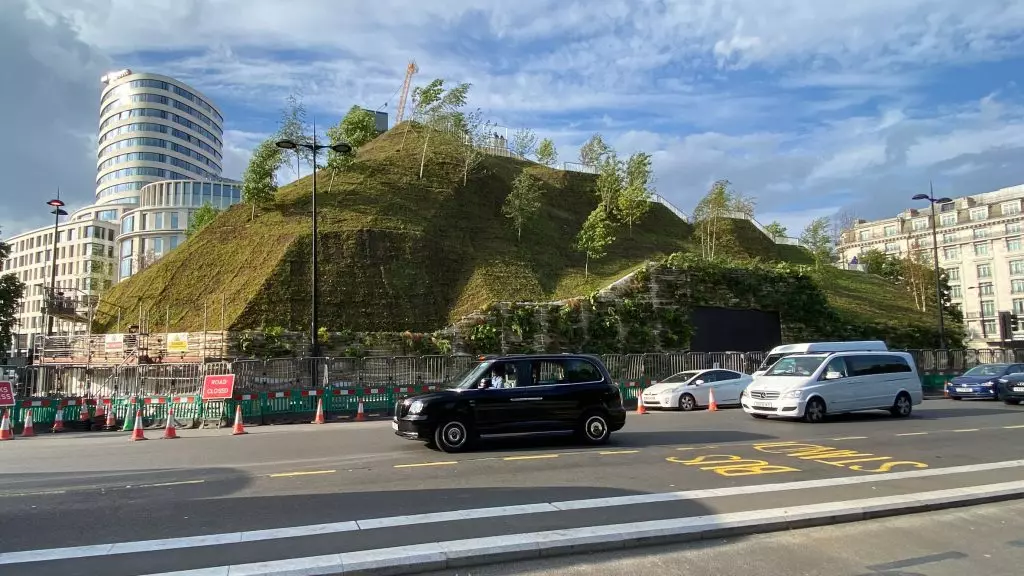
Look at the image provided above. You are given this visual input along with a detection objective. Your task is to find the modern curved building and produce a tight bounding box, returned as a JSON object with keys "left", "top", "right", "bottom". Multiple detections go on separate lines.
{"left": 96, "top": 70, "right": 226, "bottom": 206}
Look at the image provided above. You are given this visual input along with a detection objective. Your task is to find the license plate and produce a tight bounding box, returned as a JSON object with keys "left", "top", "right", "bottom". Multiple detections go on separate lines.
{"left": 753, "top": 402, "right": 774, "bottom": 409}
{"left": 956, "top": 387, "right": 973, "bottom": 393}
{"left": 1015, "top": 386, "right": 1024, "bottom": 393}
{"left": 392, "top": 420, "right": 399, "bottom": 431}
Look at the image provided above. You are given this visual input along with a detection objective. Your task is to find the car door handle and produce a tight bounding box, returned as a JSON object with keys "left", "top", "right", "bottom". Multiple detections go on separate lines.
{"left": 510, "top": 397, "right": 543, "bottom": 401}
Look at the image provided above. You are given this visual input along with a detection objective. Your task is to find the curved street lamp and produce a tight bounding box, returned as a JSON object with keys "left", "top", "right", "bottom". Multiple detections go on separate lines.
{"left": 912, "top": 186, "right": 954, "bottom": 349}
{"left": 275, "top": 125, "right": 352, "bottom": 359}
{"left": 45, "top": 195, "right": 68, "bottom": 337}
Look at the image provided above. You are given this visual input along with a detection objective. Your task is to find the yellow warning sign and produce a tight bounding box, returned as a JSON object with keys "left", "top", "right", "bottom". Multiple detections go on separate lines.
{"left": 167, "top": 332, "right": 189, "bottom": 353}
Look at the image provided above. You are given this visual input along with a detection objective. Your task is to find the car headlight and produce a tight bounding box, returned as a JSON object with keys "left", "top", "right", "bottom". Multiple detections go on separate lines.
{"left": 781, "top": 390, "right": 802, "bottom": 399}
{"left": 408, "top": 400, "right": 425, "bottom": 415}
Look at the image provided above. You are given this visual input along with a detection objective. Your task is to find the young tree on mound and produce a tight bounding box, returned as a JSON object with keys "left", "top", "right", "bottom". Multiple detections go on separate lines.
{"left": 326, "top": 105, "right": 378, "bottom": 170}
{"left": 765, "top": 220, "right": 788, "bottom": 240}
{"left": 800, "top": 216, "right": 835, "bottom": 270}
{"left": 0, "top": 229, "right": 25, "bottom": 358}
{"left": 595, "top": 152, "right": 624, "bottom": 218}
{"left": 409, "top": 78, "right": 472, "bottom": 179}
{"left": 535, "top": 138, "right": 558, "bottom": 166}
{"left": 278, "top": 93, "right": 310, "bottom": 177}
{"left": 502, "top": 172, "right": 544, "bottom": 241}
{"left": 692, "top": 179, "right": 750, "bottom": 260}
{"left": 459, "top": 109, "right": 491, "bottom": 186}
{"left": 579, "top": 133, "right": 611, "bottom": 166}
{"left": 510, "top": 128, "right": 538, "bottom": 158}
{"left": 576, "top": 205, "right": 616, "bottom": 277}
{"left": 615, "top": 152, "right": 654, "bottom": 237}
{"left": 186, "top": 203, "right": 220, "bottom": 238}
{"left": 242, "top": 138, "right": 285, "bottom": 221}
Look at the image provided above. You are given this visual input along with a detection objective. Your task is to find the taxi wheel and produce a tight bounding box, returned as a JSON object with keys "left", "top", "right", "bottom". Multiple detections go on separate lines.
{"left": 434, "top": 419, "right": 474, "bottom": 453}
{"left": 890, "top": 392, "right": 913, "bottom": 418}
{"left": 678, "top": 394, "right": 697, "bottom": 412}
{"left": 578, "top": 410, "right": 611, "bottom": 445}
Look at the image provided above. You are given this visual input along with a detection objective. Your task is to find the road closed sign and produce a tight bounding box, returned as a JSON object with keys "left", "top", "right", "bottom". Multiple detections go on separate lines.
{"left": 0, "top": 381, "right": 14, "bottom": 407}
{"left": 201, "top": 375, "right": 235, "bottom": 400}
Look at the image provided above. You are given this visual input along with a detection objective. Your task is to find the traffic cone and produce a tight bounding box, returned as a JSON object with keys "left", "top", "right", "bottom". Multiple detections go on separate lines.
{"left": 231, "top": 405, "right": 247, "bottom": 435}
{"left": 636, "top": 392, "right": 648, "bottom": 415}
{"left": 355, "top": 400, "right": 366, "bottom": 422}
{"left": 21, "top": 409, "right": 35, "bottom": 437}
{"left": 129, "top": 409, "right": 147, "bottom": 441}
{"left": 312, "top": 398, "right": 325, "bottom": 424}
{"left": 708, "top": 388, "right": 719, "bottom": 412}
{"left": 104, "top": 404, "right": 116, "bottom": 431}
{"left": 161, "top": 407, "right": 178, "bottom": 440}
{"left": 0, "top": 410, "right": 12, "bottom": 441}
{"left": 52, "top": 408, "right": 65, "bottom": 433}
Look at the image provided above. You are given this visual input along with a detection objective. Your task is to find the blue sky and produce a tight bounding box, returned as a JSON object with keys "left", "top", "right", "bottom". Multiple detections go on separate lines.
{"left": 3, "top": 0, "right": 1024, "bottom": 240}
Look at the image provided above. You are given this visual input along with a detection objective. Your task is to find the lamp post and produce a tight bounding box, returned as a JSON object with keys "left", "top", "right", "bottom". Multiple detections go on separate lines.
{"left": 912, "top": 185, "right": 953, "bottom": 349}
{"left": 276, "top": 123, "right": 352, "bottom": 358}
{"left": 45, "top": 194, "right": 68, "bottom": 337}
{"left": 967, "top": 284, "right": 987, "bottom": 341}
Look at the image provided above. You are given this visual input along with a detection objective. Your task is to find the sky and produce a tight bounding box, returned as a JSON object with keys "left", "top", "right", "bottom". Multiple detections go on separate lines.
{"left": 2, "top": 0, "right": 1024, "bottom": 242}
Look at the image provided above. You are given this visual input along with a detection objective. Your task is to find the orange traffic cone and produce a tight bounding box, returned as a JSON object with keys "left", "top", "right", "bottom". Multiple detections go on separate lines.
{"left": 708, "top": 388, "right": 719, "bottom": 412}
{"left": 0, "top": 409, "right": 13, "bottom": 441}
{"left": 312, "top": 398, "right": 325, "bottom": 424}
{"left": 231, "top": 405, "right": 247, "bottom": 435}
{"left": 52, "top": 408, "right": 65, "bottom": 433}
{"left": 104, "top": 404, "right": 116, "bottom": 431}
{"left": 636, "top": 392, "right": 648, "bottom": 415}
{"left": 161, "top": 406, "right": 178, "bottom": 439}
{"left": 129, "top": 409, "right": 147, "bottom": 441}
{"left": 21, "top": 409, "right": 35, "bottom": 437}
{"left": 354, "top": 400, "right": 366, "bottom": 422}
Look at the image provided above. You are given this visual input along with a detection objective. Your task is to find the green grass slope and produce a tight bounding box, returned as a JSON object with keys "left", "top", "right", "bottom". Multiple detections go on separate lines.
{"left": 94, "top": 122, "right": 691, "bottom": 333}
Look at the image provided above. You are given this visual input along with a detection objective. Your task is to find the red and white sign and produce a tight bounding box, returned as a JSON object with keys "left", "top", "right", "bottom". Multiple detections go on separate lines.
{"left": 0, "top": 382, "right": 14, "bottom": 407}
{"left": 201, "top": 375, "right": 235, "bottom": 400}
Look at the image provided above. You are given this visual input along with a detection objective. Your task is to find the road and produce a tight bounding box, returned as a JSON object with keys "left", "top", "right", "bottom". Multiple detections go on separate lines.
{"left": 0, "top": 400, "right": 1021, "bottom": 575}
{"left": 422, "top": 499, "right": 1024, "bottom": 576}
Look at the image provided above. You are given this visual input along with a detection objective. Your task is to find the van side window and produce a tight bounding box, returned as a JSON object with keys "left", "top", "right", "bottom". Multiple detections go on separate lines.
{"left": 820, "top": 357, "right": 849, "bottom": 380}
{"left": 845, "top": 355, "right": 912, "bottom": 376}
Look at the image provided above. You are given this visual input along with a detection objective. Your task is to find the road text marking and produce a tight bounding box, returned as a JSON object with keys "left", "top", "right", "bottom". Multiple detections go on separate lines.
{"left": 753, "top": 441, "right": 928, "bottom": 473}
{"left": 667, "top": 454, "right": 800, "bottom": 477}
{"left": 267, "top": 470, "right": 336, "bottom": 478}
{"left": 393, "top": 461, "right": 458, "bottom": 468}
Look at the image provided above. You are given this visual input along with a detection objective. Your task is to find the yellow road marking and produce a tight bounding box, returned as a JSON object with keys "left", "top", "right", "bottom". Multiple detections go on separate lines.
{"left": 896, "top": 432, "right": 929, "bottom": 436}
{"left": 599, "top": 450, "right": 639, "bottom": 455}
{"left": 832, "top": 436, "right": 868, "bottom": 441}
{"left": 952, "top": 429, "right": 979, "bottom": 433}
{"left": 268, "top": 470, "right": 336, "bottom": 478}
{"left": 393, "top": 461, "right": 458, "bottom": 468}
{"left": 138, "top": 480, "right": 205, "bottom": 488}
{"left": 1004, "top": 425, "right": 1024, "bottom": 429}
{"left": 503, "top": 454, "right": 560, "bottom": 461}
{"left": 676, "top": 445, "right": 718, "bottom": 452}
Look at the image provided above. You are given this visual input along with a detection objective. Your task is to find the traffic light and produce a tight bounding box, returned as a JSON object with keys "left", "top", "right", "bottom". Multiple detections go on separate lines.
{"left": 999, "top": 311, "right": 1017, "bottom": 340}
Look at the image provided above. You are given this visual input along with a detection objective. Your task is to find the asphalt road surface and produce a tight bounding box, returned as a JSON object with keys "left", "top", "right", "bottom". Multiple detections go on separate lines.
{"left": 0, "top": 399, "right": 1021, "bottom": 575}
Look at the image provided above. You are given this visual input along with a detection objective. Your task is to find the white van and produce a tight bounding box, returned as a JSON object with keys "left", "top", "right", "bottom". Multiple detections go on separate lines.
{"left": 751, "top": 341, "right": 888, "bottom": 377}
{"left": 740, "top": 350, "right": 923, "bottom": 423}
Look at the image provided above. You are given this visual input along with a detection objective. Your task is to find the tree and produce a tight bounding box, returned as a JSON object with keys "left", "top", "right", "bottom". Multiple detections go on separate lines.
{"left": 186, "top": 203, "right": 221, "bottom": 238}
{"left": 579, "top": 133, "right": 611, "bottom": 166}
{"left": 576, "top": 205, "right": 616, "bottom": 277}
{"left": 459, "top": 109, "right": 491, "bottom": 186}
{"left": 692, "top": 179, "right": 746, "bottom": 260}
{"left": 800, "top": 216, "right": 835, "bottom": 270}
{"left": 277, "top": 93, "right": 310, "bottom": 176}
{"left": 535, "top": 138, "right": 558, "bottom": 166}
{"left": 510, "top": 128, "right": 538, "bottom": 158}
{"left": 242, "top": 138, "right": 285, "bottom": 220}
{"left": 408, "top": 78, "right": 472, "bottom": 178}
{"left": 502, "top": 172, "right": 544, "bottom": 241}
{"left": 134, "top": 249, "right": 158, "bottom": 275}
{"left": 765, "top": 221, "right": 788, "bottom": 240}
{"left": 615, "top": 152, "right": 654, "bottom": 236}
{"left": 595, "top": 152, "right": 624, "bottom": 218}
{"left": 0, "top": 229, "right": 25, "bottom": 358}
{"left": 831, "top": 209, "right": 858, "bottom": 247}
{"left": 326, "top": 105, "right": 376, "bottom": 170}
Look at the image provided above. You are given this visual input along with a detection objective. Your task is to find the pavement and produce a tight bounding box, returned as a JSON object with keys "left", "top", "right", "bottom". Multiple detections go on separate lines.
{"left": 0, "top": 399, "right": 1021, "bottom": 575}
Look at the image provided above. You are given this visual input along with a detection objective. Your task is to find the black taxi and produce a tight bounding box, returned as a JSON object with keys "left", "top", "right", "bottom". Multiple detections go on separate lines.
{"left": 393, "top": 354, "right": 627, "bottom": 452}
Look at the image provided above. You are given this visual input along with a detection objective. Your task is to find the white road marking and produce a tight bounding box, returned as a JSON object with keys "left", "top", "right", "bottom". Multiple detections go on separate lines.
{"left": 138, "top": 480, "right": 1024, "bottom": 576}
{"left": 896, "top": 432, "right": 929, "bottom": 436}
{"left": 2, "top": 458, "right": 1023, "bottom": 566}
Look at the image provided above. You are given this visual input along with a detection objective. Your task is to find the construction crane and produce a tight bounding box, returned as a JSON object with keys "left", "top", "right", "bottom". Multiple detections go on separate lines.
{"left": 394, "top": 60, "right": 419, "bottom": 124}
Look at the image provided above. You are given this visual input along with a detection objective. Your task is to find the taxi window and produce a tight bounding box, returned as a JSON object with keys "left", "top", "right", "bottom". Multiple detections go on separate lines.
{"left": 526, "top": 359, "right": 602, "bottom": 385}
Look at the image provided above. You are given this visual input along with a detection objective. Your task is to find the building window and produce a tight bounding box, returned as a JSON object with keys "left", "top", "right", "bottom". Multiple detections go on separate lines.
{"left": 942, "top": 232, "right": 958, "bottom": 244}
{"left": 973, "top": 228, "right": 990, "bottom": 239}
{"left": 979, "top": 283, "right": 995, "bottom": 296}
{"left": 943, "top": 247, "right": 960, "bottom": 260}
{"left": 912, "top": 219, "right": 928, "bottom": 231}
{"left": 1013, "top": 279, "right": 1024, "bottom": 294}
{"left": 885, "top": 242, "right": 900, "bottom": 253}
{"left": 1011, "top": 260, "right": 1024, "bottom": 276}
{"left": 883, "top": 225, "right": 897, "bottom": 237}
{"left": 154, "top": 213, "right": 164, "bottom": 230}
{"left": 983, "top": 319, "right": 998, "bottom": 336}
{"left": 170, "top": 212, "right": 180, "bottom": 229}
{"left": 950, "top": 285, "right": 963, "bottom": 299}
{"left": 97, "top": 209, "right": 118, "bottom": 221}
{"left": 119, "top": 258, "right": 132, "bottom": 279}
{"left": 121, "top": 215, "right": 134, "bottom": 234}
{"left": 1008, "top": 237, "right": 1023, "bottom": 252}
{"left": 1007, "top": 222, "right": 1023, "bottom": 234}
{"left": 974, "top": 242, "right": 989, "bottom": 257}
{"left": 977, "top": 264, "right": 992, "bottom": 279}
{"left": 1014, "top": 299, "right": 1024, "bottom": 314}
{"left": 169, "top": 236, "right": 179, "bottom": 250}
{"left": 981, "top": 300, "right": 996, "bottom": 316}
{"left": 1002, "top": 201, "right": 1021, "bottom": 216}
{"left": 941, "top": 213, "right": 958, "bottom": 226}
{"left": 970, "top": 207, "right": 988, "bottom": 221}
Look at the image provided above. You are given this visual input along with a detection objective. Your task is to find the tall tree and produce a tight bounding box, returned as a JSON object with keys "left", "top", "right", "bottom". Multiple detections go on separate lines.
{"left": 692, "top": 179, "right": 745, "bottom": 260}
{"left": 800, "top": 216, "right": 835, "bottom": 270}
{"left": 576, "top": 205, "right": 616, "bottom": 277}
{"left": 579, "top": 133, "right": 611, "bottom": 166}
{"left": 459, "top": 109, "right": 491, "bottom": 186}
{"left": 765, "top": 220, "right": 788, "bottom": 240}
{"left": 831, "top": 209, "right": 858, "bottom": 247}
{"left": 242, "top": 138, "right": 285, "bottom": 220}
{"left": 186, "top": 203, "right": 221, "bottom": 238}
{"left": 510, "top": 128, "right": 538, "bottom": 158}
{"left": 0, "top": 229, "right": 25, "bottom": 358}
{"left": 502, "top": 172, "right": 544, "bottom": 241}
{"left": 615, "top": 152, "right": 654, "bottom": 236}
{"left": 326, "top": 105, "right": 376, "bottom": 170}
{"left": 595, "top": 152, "right": 624, "bottom": 218}
{"left": 277, "top": 93, "right": 310, "bottom": 176}
{"left": 408, "top": 79, "right": 472, "bottom": 178}
{"left": 535, "top": 138, "right": 558, "bottom": 166}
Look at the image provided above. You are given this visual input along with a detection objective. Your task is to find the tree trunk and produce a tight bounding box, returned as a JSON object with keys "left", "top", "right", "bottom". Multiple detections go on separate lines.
{"left": 250, "top": 203, "right": 255, "bottom": 222}
{"left": 419, "top": 131, "right": 431, "bottom": 179}
{"left": 585, "top": 253, "right": 590, "bottom": 277}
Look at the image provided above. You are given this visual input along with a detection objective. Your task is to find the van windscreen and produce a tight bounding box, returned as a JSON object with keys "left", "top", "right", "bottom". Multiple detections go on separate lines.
{"left": 766, "top": 355, "right": 826, "bottom": 376}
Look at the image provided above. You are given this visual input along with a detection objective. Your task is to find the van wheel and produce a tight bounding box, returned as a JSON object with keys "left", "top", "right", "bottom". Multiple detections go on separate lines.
{"left": 577, "top": 410, "right": 611, "bottom": 445}
{"left": 890, "top": 392, "right": 913, "bottom": 418}
{"left": 803, "top": 398, "right": 826, "bottom": 423}
{"left": 434, "top": 419, "right": 474, "bottom": 453}
{"left": 678, "top": 394, "right": 697, "bottom": 412}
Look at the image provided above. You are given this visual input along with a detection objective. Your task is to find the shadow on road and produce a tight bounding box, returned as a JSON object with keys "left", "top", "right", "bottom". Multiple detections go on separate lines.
{"left": 458, "top": 429, "right": 777, "bottom": 453}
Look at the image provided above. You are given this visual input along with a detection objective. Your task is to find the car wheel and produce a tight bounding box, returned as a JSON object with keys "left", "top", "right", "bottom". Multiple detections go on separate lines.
{"left": 890, "top": 392, "right": 913, "bottom": 418}
{"left": 578, "top": 410, "right": 611, "bottom": 445}
{"left": 1005, "top": 399, "right": 1021, "bottom": 406}
{"left": 434, "top": 419, "right": 473, "bottom": 453}
{"left": 678, "top": 394, "right": 697, "bottom": 412}
{"left": 803, "top": 397, "right": 827, "bottom": 423}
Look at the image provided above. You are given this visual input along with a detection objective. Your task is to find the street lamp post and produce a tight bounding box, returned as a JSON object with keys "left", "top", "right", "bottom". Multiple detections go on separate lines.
{"left": 45, "top": 194, "right": 68, "bottom": 337}
{"left": 912, "top": 184, "right": 953, "bottom": 349}
{"left": 276, "top": 122, "right": 352, "bottom": 359}
{"left": 968, "top": 284, "right": 986, "bottom": 341}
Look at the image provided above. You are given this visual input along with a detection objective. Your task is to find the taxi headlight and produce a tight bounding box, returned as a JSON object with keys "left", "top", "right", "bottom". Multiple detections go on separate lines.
{"left": 408, "top": 400, "right": 425, "bottom": 415}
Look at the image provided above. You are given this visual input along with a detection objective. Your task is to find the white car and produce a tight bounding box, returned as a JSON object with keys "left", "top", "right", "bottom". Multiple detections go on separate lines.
{"left": 641, "top": 369, "right": 754, "bottom": 411}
